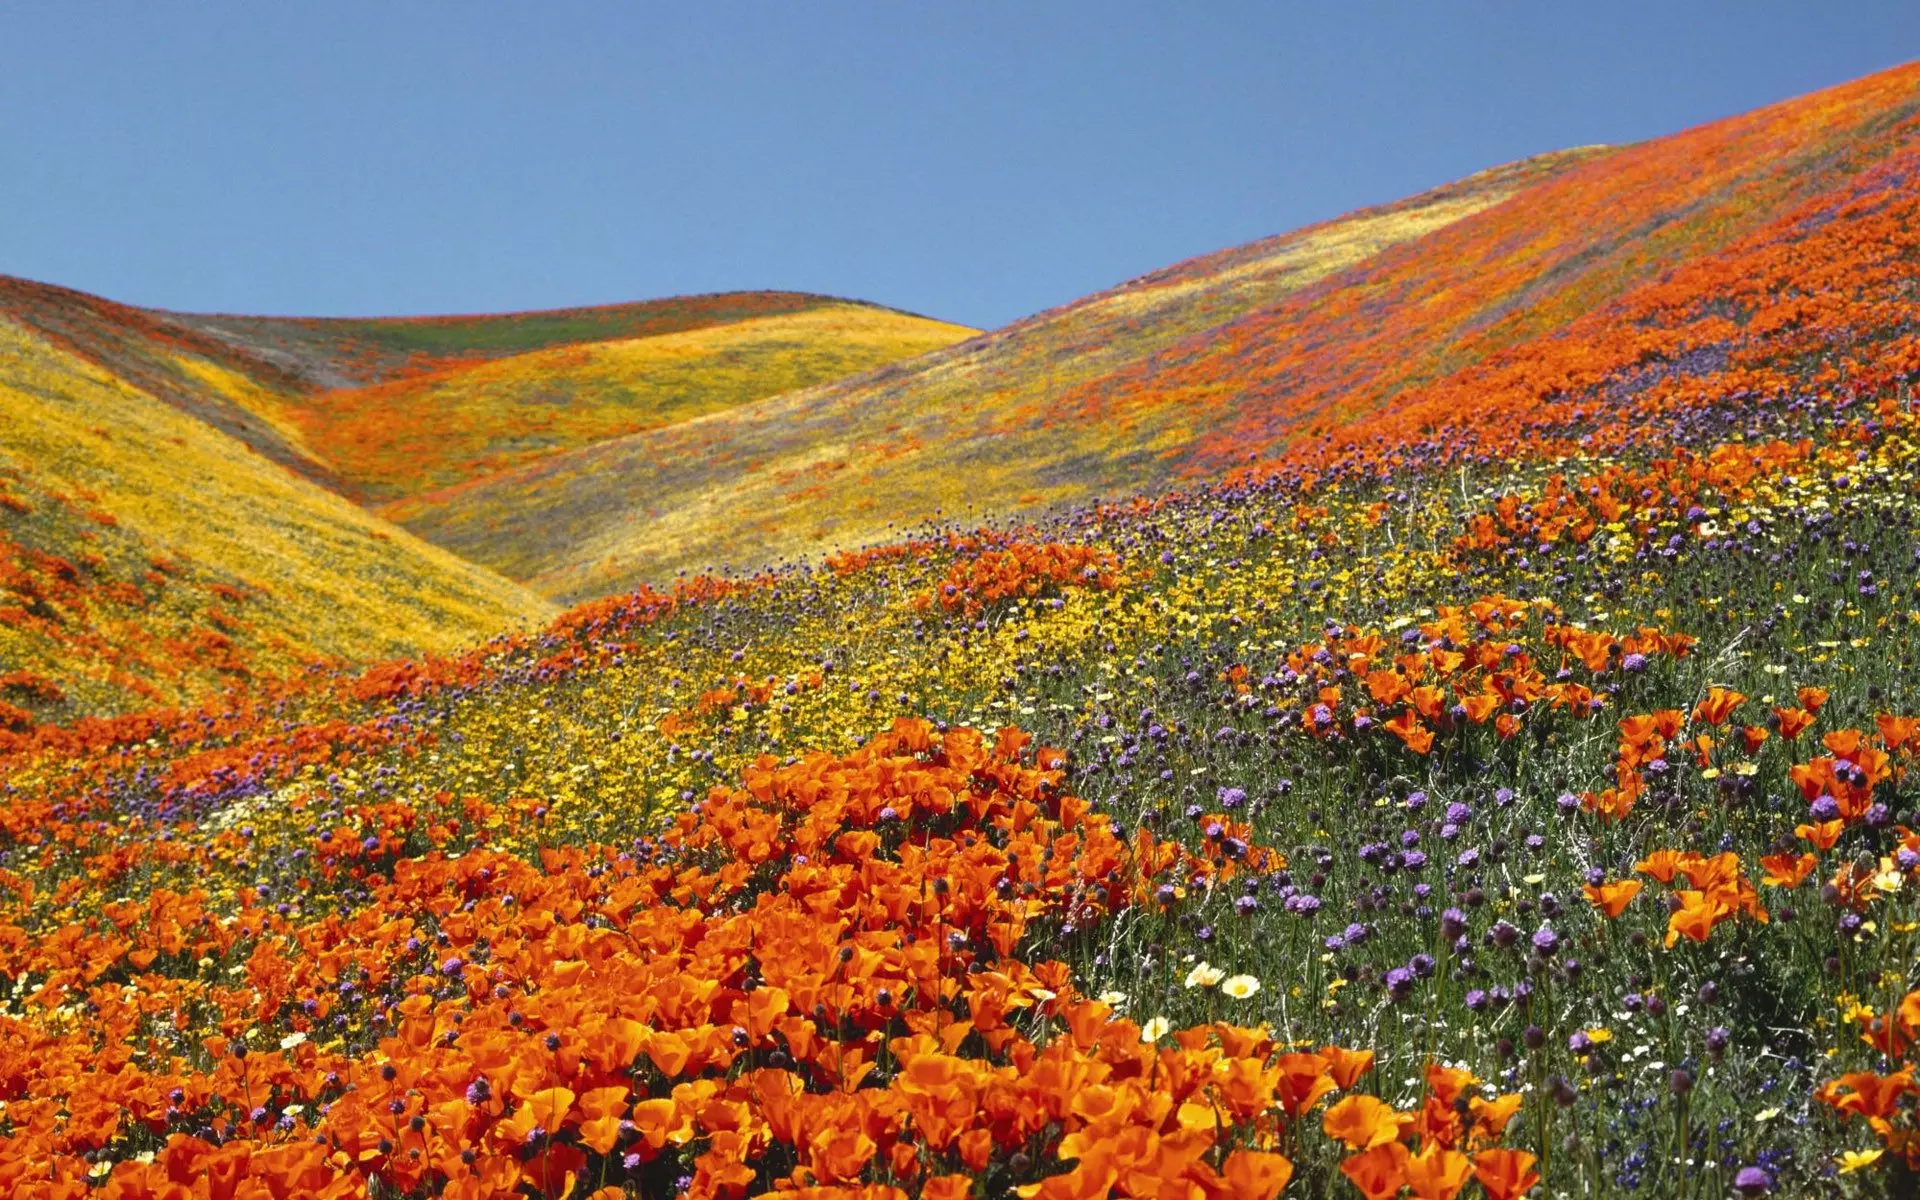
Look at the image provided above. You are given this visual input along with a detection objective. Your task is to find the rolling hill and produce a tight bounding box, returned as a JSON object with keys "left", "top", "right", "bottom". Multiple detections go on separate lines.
{"left": 0, "top": 315, "right": 553, "bottom": 720}
{"left": 10, "top": 58, "right": 1920, "bottom": 1200}
{"left": 0, "top": 283, "right": 972, "bottom": 715}
{"left": 390, "top": 62, "right": 1920, "bottom": 602}
{"left": 291, "top": 303, "right": 975, "bottom": 502}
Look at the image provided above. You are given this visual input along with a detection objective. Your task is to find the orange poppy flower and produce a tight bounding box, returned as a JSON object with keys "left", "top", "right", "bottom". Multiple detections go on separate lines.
{"left": 1462, "top": 692, "right": 1501, "bottom": 725}
{"left": 1824, "top": 728, "right": 1867, "bottom": 759}
{"left": 1582, "top": 878, "right": 1642, "bottom": 918}
{"left": 1799, "top": 686, "right": 1830, "bottom": 714}
{"left": 576, "top": 1085, "right": 630, "bottom": 1155}
{"left": 1692, "top": 686, "right": 1746, "bottom": 727}
{"left": 1634, "top": 849, "right": 1691, "bottom": 884}
{"left": 1319, "top": 1045, "right": 1377, "bottom": 1091}
{"left": 1899, "top": 990, "right": 1920, "bottom": 1046}
{"left": 1341, "top": 1142, "right": 1412, "bottom": 1200}
{"left": 1618, "top": 713, "right": 1663, "bottom": 748}
{"left": 1877, "top": 713, "right": 1919, "bottom": 752}
{"left": 1324, "top": 1094, "right": 1409, "bottom": 1150}
{"left": 1773, "top": 706, "right": 1816, "bottom": 740}
{"left": 1385, "top": 709, "right": 1436, "bottom": 755}
{"left": 1368, "top": 669, "right": 1411, "bottom": 706}
{"left": 1474, "top": 1148, "right": 1542, "bottom": 1200}
{"left": 1818, "top": 1069, "right": 1916, "bottom": 1121}
{"left": 1409, "top": 685, "right": 1447, "bottom": 721}
{"left": 809, "top": 1125, "right": 879, "bottom": 1183}
{"left": 1760, "top": 852, "right": 1817, "bottom": 889}
{"left": 1272, "top": 1053, "right": 1338, "bottom": 1118}
{"left": 1797, "top": 819, "right": 1845, "bottom": 850}
{"left": 924, "top": 1177, "right": 975, "bottom": 1200}
{"left": 1222, "top": 1150, "right": 1295, "bottom": 1200}
{"left": 1469, "top": 1093, "right": 1524, "bottom": 1142}
{"left": 1665, "top": 889, "right": 1733, "bottom": 947}
{"left": 1405, "top": 1144, "right": 1474, "bottom": 1200}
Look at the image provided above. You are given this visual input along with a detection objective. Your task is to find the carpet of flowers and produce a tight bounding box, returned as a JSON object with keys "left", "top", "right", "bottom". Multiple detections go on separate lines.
{"left": 13, "top": 64, "right": 1920, "bottom": 1200}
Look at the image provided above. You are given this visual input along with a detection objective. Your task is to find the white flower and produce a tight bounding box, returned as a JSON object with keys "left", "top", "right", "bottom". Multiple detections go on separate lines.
{"left": 1098, "top": 990, "right": 1128, "bottom": 1006}
{"left": 280, "top": 1031, "right": 308, "bottom": 1049}
{"left": 1185, "top": 961, "right": 1226, "bottom": 989}
{"left": 1221, "top": 975, "right": 1261, "bottom": 1000}
{"left": 1140, "top": 1016, "right": 1171, "bottom": 1043}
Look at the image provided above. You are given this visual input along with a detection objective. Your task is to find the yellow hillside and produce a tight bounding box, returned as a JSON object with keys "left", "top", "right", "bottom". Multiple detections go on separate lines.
{"left": 0, "top": 318, "right": 553, "bottom": 719}
{"left": 292, "top": 304, "right": 977, "bottom": 503}
{"left": 387, "top": 155, "right": 1583, "bottom": 599}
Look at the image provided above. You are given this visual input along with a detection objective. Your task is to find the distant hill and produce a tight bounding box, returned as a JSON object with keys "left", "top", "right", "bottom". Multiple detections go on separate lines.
{"left": 0, "top": 317, "right": 552, "bottom": 720}
{"left": 289, "top": 304, "right": 974, "bottom": 502}
{"left": 384, "top": 151, "right": 1589, "bottom": 596}
{"left": 0, "top": 283, "right": 971, "bottom": 716}
{"left": 389, "top": 64, "right": 1920, "bottom": 601}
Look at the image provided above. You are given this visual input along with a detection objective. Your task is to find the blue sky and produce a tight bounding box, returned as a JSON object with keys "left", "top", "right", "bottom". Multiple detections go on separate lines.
{"left": 3, "top": 4, "right": 1917, "bottom": 329}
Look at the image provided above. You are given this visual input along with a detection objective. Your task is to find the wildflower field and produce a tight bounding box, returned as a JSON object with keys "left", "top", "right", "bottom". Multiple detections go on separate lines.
{"left": 12, "top": 62, "right": 1920, "bottom": 1200}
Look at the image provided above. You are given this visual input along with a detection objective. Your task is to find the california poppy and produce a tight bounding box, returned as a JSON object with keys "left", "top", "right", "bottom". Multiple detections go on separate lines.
{"left": 1665, "top": 889, "right": 1733, "bottom": 947}
{"left": 1319, "top": 1045, "right": 1377, "bottom": 1092}
{"left": 1272, "top": 1052, "right": 1338, "bottom": 1118}
{"left": 1474, "top": 1148, "right": 1542, "bottom": 1200}
{"left": 1324, "top": 1094, "right": 1409, "bottom": 1150}
{"left": 1761, "top": 852, "right": 1817, "bottom": 889}
{"left": 1341, "top": 1142, "right": 1413, "bottom": 1200}
{"left": 1774, "top": 706, "right": 1817, "bottom": 740}
{"left": 1693, "top": 686, "right": 1747, "bottom": 727}
{"left": 1222, "top": 1150, "right": 1295, "bottom": 1200}
{"left": 1582, "top": 878, "right": 1642, "bottom": 917}
{"left": 1404, "top": 1144, "right": 1474, "bottom": 1200}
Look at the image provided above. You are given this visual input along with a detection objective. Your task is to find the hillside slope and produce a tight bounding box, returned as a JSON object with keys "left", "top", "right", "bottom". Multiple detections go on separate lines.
{"left": 387, "top": 151, "right": 1593, "bottom": 595}
{"left": 0, "top": 276, "right": 347, "bottom": 488}
{"left": 0, "top": 317, "right": 554, "bottom": 720}
{"left": 165, "top": 290, "right": 862, "bottom": 390}
{"left": 296, "top": 304, "right": 975, "bottom": 502}
{"left": 0, "top": 281, "right": 975, "bottom": 507}
{"left": 13, "top": 61, "right": 1920, "bottom": 1200}
{"left": 395, "top": 63, "right": 1920, "bottom": 602}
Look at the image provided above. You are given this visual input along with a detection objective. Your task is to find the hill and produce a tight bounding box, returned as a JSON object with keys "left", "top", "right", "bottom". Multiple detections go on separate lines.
{"left": 0, "top": 315, "right": 553, "bottom": 720}
{"left": 293, "top": 304, "right": 975, "bottom": 503}
{"left": 0, "top": 281, "right": 976, "bottom": 505}
{"left": 392, "top": 64, "right": 1920, "bottom": 602}
{"left": 0, "top": 282, "right": 972, "bottom": 712}
{"left": 9, "top": 61, "right": 1920, "bottom": 1200}
{"left": 385, "top": 149, "right": 1594, "bottom": 596}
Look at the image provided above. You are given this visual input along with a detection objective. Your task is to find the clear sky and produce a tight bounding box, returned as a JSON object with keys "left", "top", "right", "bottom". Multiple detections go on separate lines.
{"left": 3, "top": 4, "right": 1917, "bottom": 330}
